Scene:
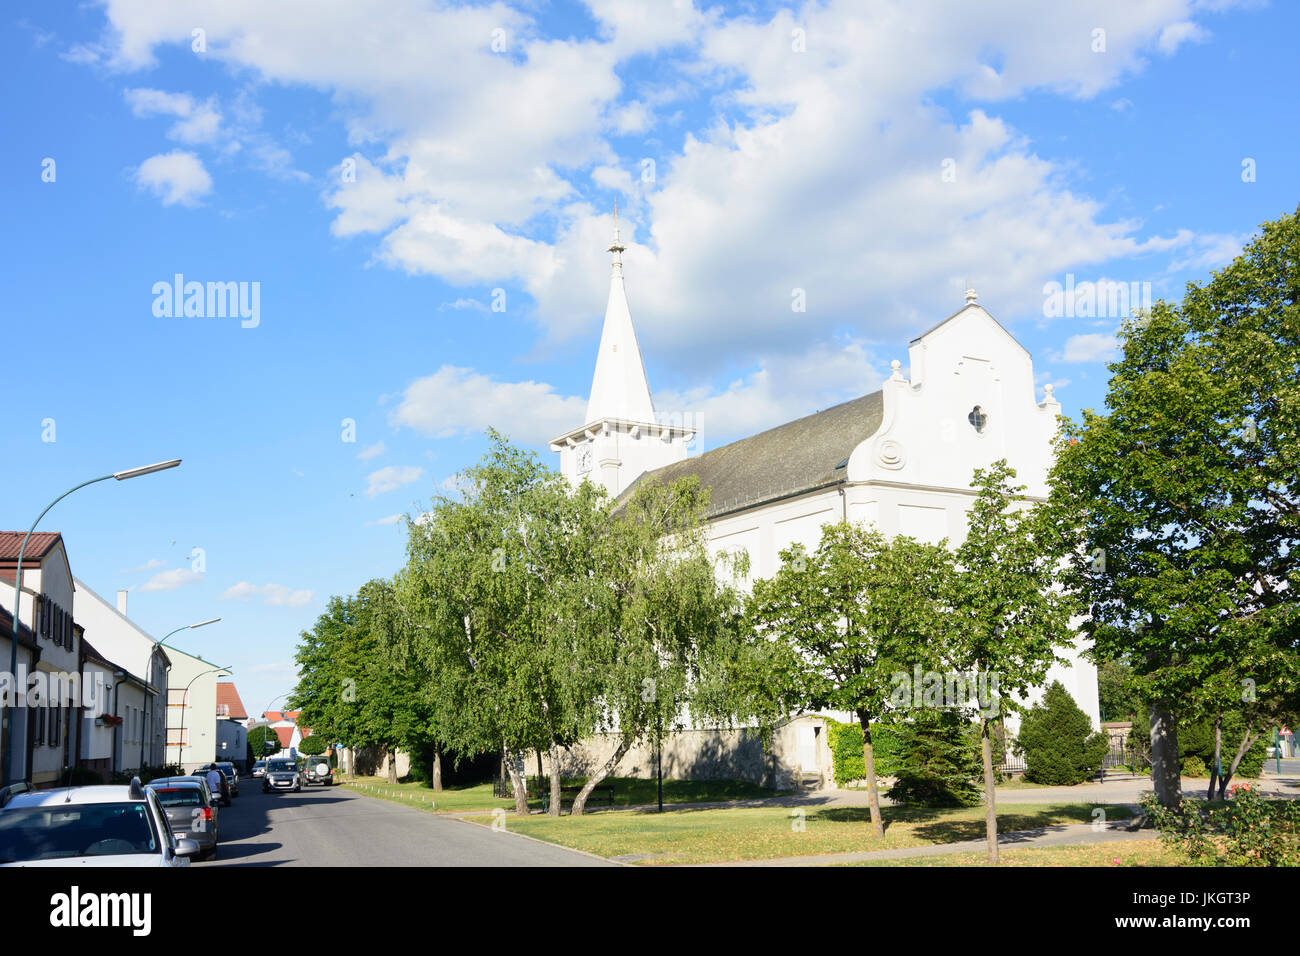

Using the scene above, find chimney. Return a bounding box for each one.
[117,590,128,616]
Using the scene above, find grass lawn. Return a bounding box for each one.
[462,801,1134,865]
[339,775,785,813]
[849,839,1177,867]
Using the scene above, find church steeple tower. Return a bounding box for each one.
[586,201,656,425]
[550,204,695,496]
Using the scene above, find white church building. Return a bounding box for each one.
[549,218,1100,786]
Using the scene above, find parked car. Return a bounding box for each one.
[143,779,219,861]
[214,761,240,797]
[199,766,232,807]
[262,758,305,793]
[251,760,268,778]
[304,757,334,787]
[0,779,200,867]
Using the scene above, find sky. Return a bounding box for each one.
[2,0,1297,717]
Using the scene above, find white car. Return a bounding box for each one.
[0,779,201,867]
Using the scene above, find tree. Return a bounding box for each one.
[399,434,589,814]
[564,473,745,815]
[248,725,279,759]
[298,735,327,757]
[1015,681,1109,785]
[948,460,1077,864]
[400,433,743,816]
[1097,660,1145,723]
[885,710,984,807]
[744,522,951,836]
[1048,205,1300,809]
[291,580,441,785]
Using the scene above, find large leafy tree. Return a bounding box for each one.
[291,580,439,784]
[1049,205,1300,807]
[744,523,951,837]
[564,472,746,815]
[949,460,1077,864]
[399,432,742,816]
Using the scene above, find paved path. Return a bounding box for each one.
[204,781,611,866]
[707,822,1155,866]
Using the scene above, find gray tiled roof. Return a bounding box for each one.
[624,390,884,517]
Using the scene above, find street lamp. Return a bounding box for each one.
[176,664,231,770]
[147,618,220,772]
[3,459,182,785]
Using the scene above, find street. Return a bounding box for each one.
[204,782,610,867]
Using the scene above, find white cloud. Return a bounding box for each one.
[133,150,212,206]
[124,88,223,144]
[391,365,586,445]
[366,514,404,526]
[120,557,165,573]
[91,0,1236,367]
[139,568,203,592]
[654,338,887,448]
[356,441,386,460]
[1157,21,1209,55]
[1055,333,1119,364]
[365,464,424,497]
[220,581,314,606]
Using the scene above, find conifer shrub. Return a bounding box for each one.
[1014,681,1108,785]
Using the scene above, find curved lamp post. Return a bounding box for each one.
[175,664,231,770]
[257,693,292,757]
[145,618,219,771]
[3,459,181,786]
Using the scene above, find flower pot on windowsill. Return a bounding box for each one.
[97,715,123,727]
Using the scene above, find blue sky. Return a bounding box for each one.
[3,0,1297,715]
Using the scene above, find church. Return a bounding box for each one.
[549,217,1100,786]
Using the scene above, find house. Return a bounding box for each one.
[215,683,249,770]
[0,606,41,784]
[0,532,85,788]
[72,580,171,773]
[163,645,232,774]
[260,710,305,757]
[547,224,1100,787]
[78,637,153,779]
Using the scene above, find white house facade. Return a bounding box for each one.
[72,580,171,772]
[551,226,1100,781]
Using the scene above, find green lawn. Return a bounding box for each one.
[462,801,1134,865]
[849,838,1177,867]
[339,774,785,813]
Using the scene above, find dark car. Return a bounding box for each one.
[262,758,305,793]
[198,766,232,807]
[304,757,333,787]
[213,761,240,798]
[143,779,218,860]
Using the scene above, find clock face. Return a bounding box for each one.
[577,444,593,474]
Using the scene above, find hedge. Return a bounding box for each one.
[823,716,905,785]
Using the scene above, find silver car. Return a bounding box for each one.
[262,758,305,793]
[143,779,219,861]
[0,779,200,867]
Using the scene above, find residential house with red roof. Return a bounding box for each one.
[1,531,84,788]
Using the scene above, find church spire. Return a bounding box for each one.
[586,203,656,425]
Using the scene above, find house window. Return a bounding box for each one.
[968,405,988,433]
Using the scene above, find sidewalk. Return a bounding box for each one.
[704,821,1154,867]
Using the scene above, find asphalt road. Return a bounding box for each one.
[202,779,610,867]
